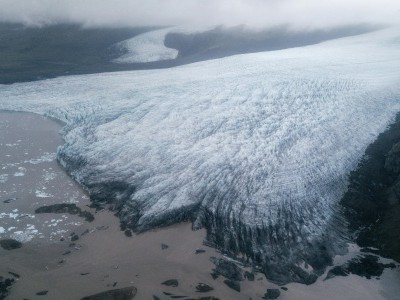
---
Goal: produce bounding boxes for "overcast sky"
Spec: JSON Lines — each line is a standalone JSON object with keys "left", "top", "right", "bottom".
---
{"left": 0, "top": 0, "right": 399, "bottom": 29}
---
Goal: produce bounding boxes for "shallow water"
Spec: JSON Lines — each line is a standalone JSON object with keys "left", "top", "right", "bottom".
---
{"left": 0, "top": 111, "right": 91, "bottom": 243}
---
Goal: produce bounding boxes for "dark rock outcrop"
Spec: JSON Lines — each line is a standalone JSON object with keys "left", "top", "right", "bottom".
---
{"left": 263, "top": 289, "right": 281, "bottom": 299}
{"left": 161, "top": 279, "right": 178, "bottom": 287}
{"left": 0, "top": 276, "right": 15, "bottom": 300}
{"left": 7, "top": 272, "right": 19, "bottom": 279}
{"left": 195, "top": 283, "right": 213, "bottom": 293}
{"left": 35, "top": 203, "right": 94, "bottom": 222}
{"left": 341, "top": 114, "right": 400, "bottom": 262}
{"left": 184, "top": 297, "right": 220, "bottom": 300}
{"left": 80, "top": 286, "right": 137, "bottom": 300}
{"left": 210, "top": 258, "right": 243, "bottom": 281}
{"left": 244, "top": 271, "right": 255, "bottom": 281}
{"left": 385, "top": 142, "right": 400, "bottom": 173}
{"left": 2, "top": 198, "right": 16, "bottom": 204}
{"left": 325, "top": 254, "right": 396, "bottom": 280}
{"left": 263, "top": 264, "right": 318, "bottom": 286}
{"left": 36, "top": 290, "right": 48, "bottom": 296}
{"left": 0, "top": 239, "right": 22, "bottom": 250}
{"left": 223, "top": 280, "right": 240, "bottom": 292}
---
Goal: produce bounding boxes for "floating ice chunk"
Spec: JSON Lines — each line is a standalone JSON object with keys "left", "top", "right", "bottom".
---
{"left": 0, "top": 174, "right": 8, "bottom": 183}
{"left": 43, "top": 172, "right": 56, "bottom": 181}
{"left": 11, "top": 229, "right": 39, "bottom": 242}
{"left": 50, "top": 229, "right": 67, "bottom": 237}
{"left": 0, "top": 227, "right": 4, "bottom": 234}
{"left": 14, "top": 167, "right": 26, "bottom": 177}
{"left": 48, "top": 219, "right": 63, "bottom": 227}
{"left": 25, "top": 152, "right": 56, "bottom": 164}
{"left": 0, "top": 213, "right": 19, "bottom": 219}
{"left": 35, "top": 190, "right": 53, "bottom": 198}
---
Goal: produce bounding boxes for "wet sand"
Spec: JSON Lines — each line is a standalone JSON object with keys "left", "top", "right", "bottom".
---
{"left": 1, "top": 111, "right": 399, "bottom": 300}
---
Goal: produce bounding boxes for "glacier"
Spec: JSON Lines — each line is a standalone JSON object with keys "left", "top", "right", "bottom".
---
{"left": 112, "top": 28, "right": 179, "bottom": 63}
{"left": 1, "top": 27, "right": 400, "bottom": 284}
{"left": 112, "top": 27, "right": 207, "bottom": 63}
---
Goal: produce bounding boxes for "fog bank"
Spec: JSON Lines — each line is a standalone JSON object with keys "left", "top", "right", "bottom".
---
{"left": 0, "top": 0, "right": 399, "bottom": 29}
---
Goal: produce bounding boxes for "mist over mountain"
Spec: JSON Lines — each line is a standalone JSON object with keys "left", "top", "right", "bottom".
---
{"left": 0, "top": 22, "right": 379, "bottom": 84}
{"left": 0, "top": 0, "right": 399, "bottom": 29}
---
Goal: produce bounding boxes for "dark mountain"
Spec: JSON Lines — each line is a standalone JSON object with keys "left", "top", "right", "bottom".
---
{"left": 0, "top": 22, "right": 378, "bottom": 84}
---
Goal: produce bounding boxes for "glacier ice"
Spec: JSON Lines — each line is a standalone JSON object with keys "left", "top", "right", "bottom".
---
{"left": 113, "top": 28, "right": 179, "bottom": 63}
{"left": 112, "top": 26, "right": 209, "bottom": 64}
{"left": 1, "top": 27, "right": 400, "bottom": 283}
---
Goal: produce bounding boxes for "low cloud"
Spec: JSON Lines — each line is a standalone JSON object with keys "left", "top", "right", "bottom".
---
{"left": 0, "top": 0, "right": 399, "bottom": 29}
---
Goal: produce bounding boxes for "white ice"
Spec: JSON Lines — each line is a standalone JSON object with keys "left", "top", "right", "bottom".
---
{"left": 35, "top": 190, "right": 52, "bottom": 198}
{"left": 11, "top": 228, "right": 39, "bottom": 242}
{"left": 112, "top": 26, "right": 208, "bottom": 64}
{"left": 113, "top": 28, "right": 179, "bottom": 63}
{"left": 1, "top": 27, "right": 400, "bottom": 238}
{"left": 0, "top": 174, "right": 8, "bottom": 183}
{"left": 25, "top": 152, "right": 56, "bottom": 164}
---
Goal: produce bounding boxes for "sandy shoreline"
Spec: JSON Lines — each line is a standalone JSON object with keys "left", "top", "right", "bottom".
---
{"left": 1, "top": 111, "right": 399, "bottom": 300}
